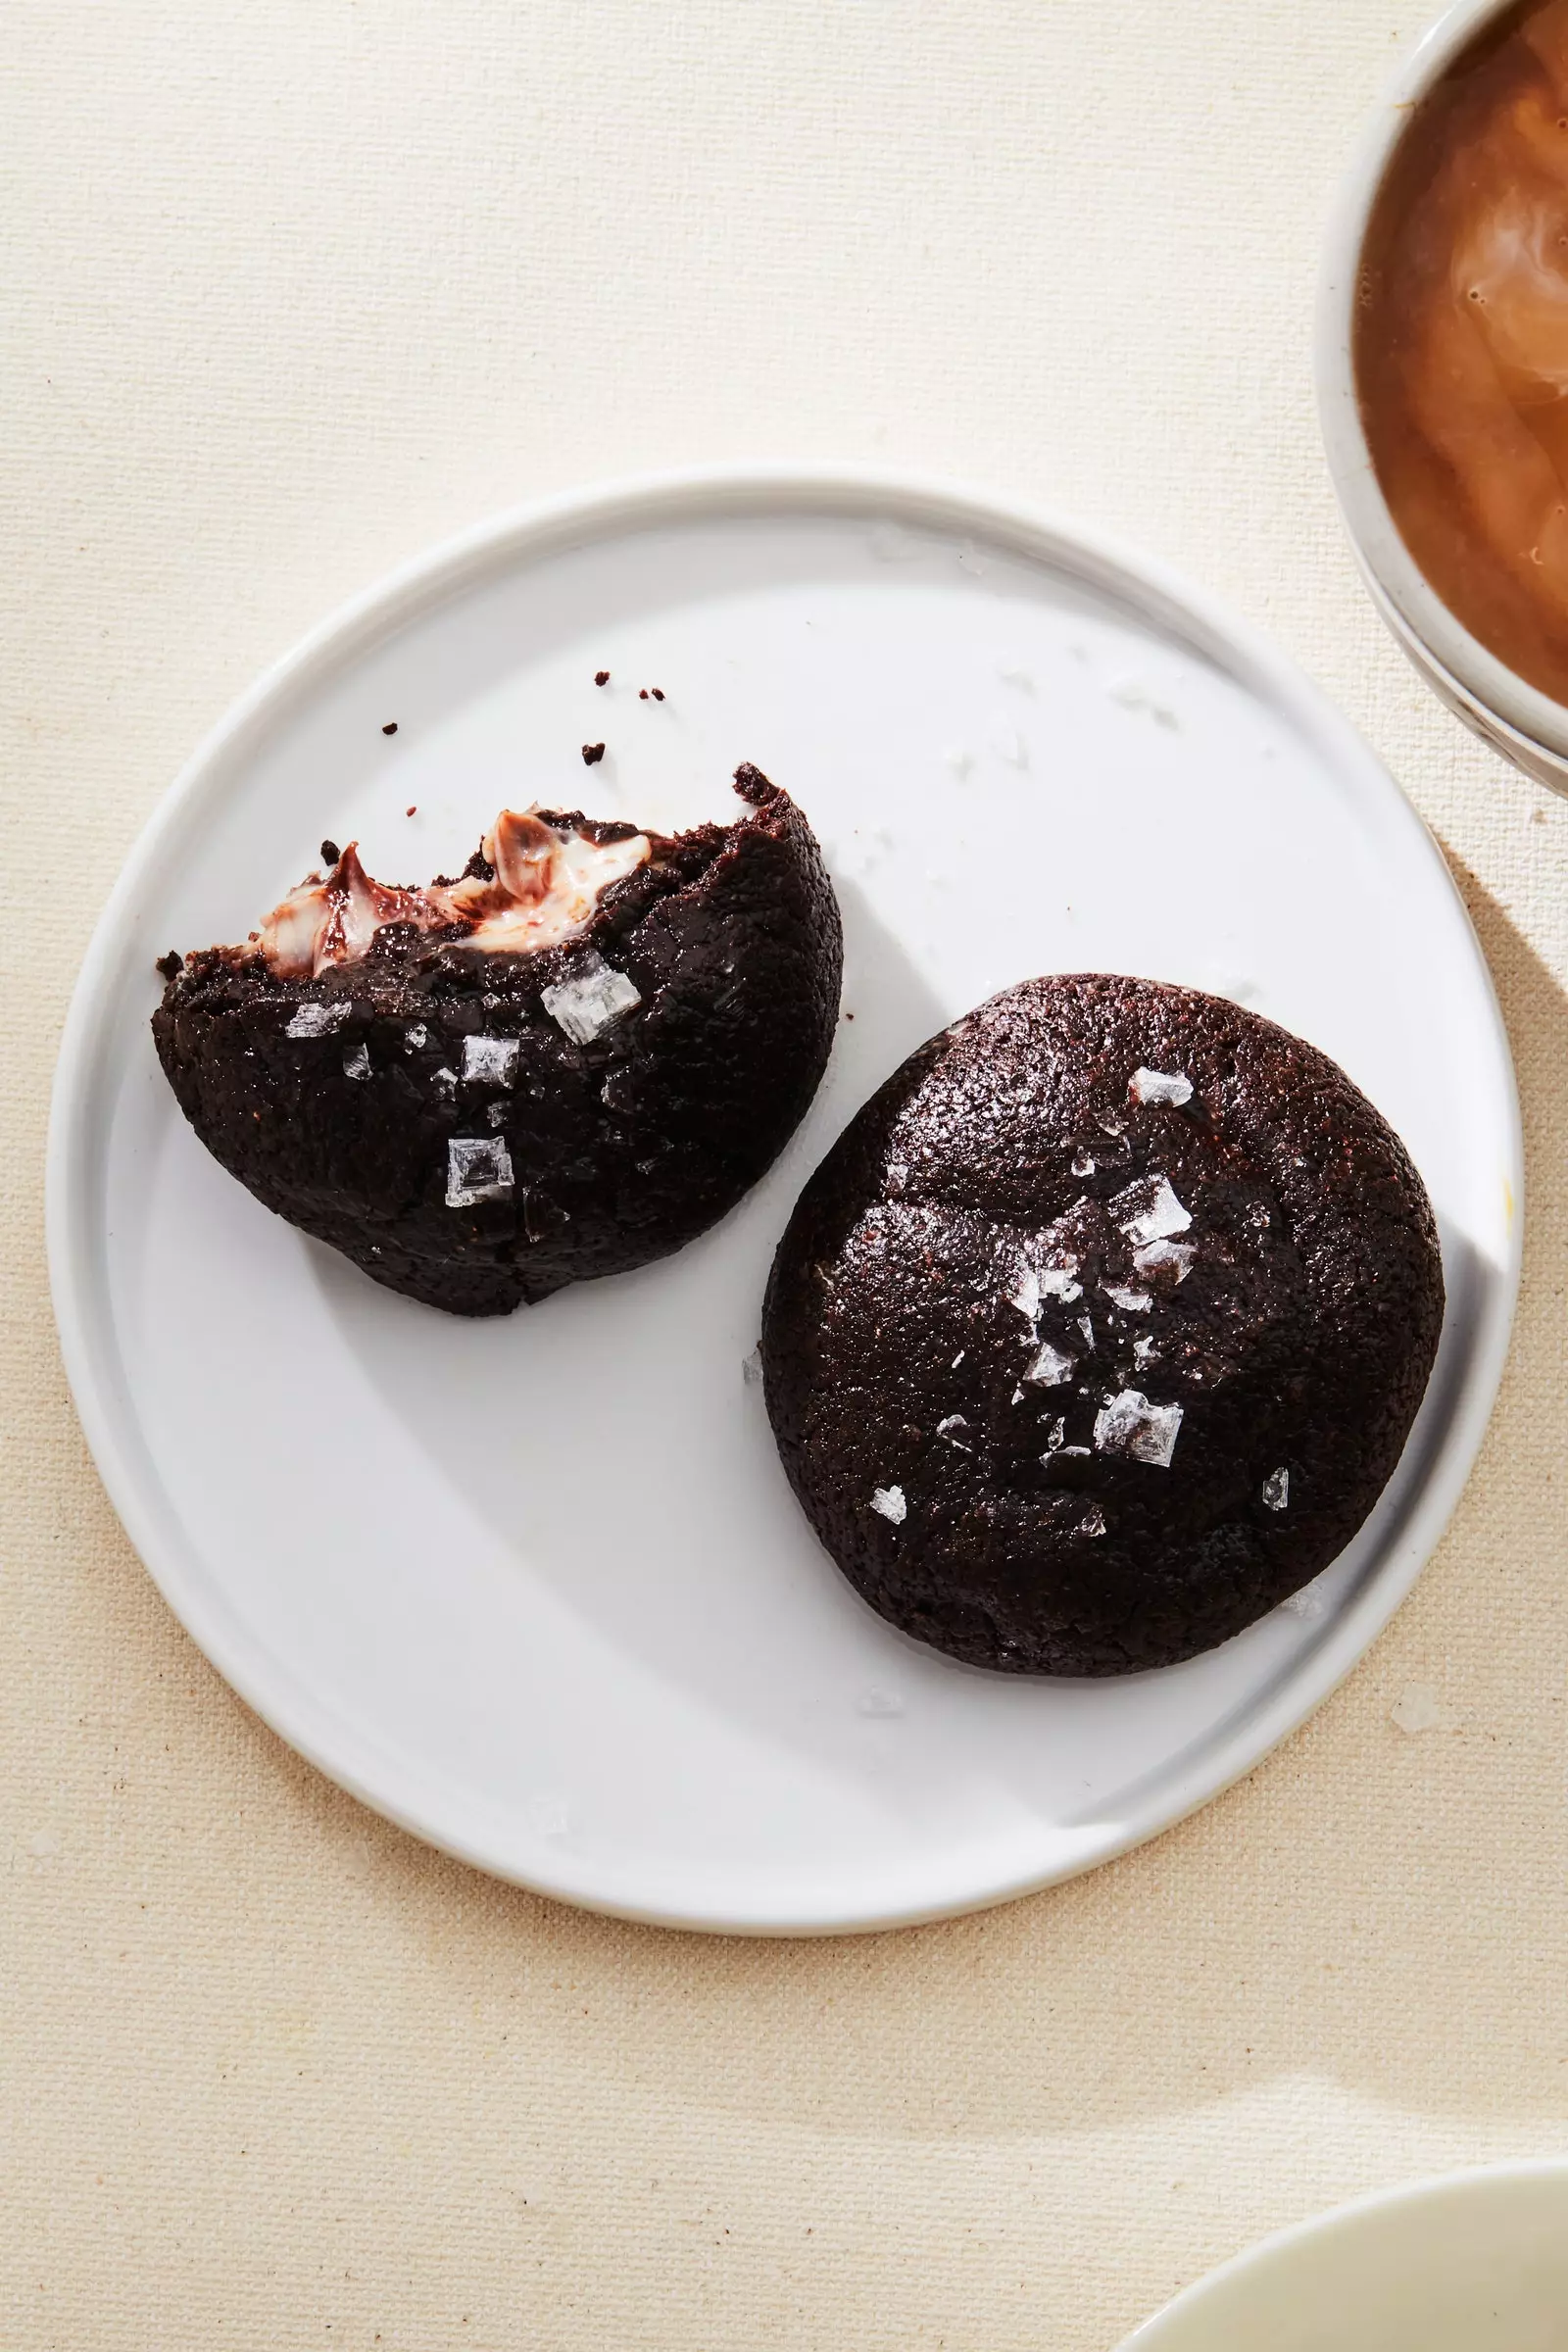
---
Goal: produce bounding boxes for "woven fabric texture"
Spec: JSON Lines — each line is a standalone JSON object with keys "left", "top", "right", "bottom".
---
{"left": 4, "top": 2, "right": 1567, "bottom": 2344}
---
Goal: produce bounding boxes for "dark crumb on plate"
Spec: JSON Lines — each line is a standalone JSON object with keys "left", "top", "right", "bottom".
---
{"left": 582, "top": 742, "right": 606, "bottom": 766}
{"left": 845, "top": 1009, "right": 855, "bottom": 1019}
{"left": 639, "top": 689, "right": 649, "bottom": 700}
{"left": 651, "top": 687, "right": 665, "bottom": 701}
{"left": 381, "top": 722, "right": 398, "bottom": 736}
{"left": 319, "top": 839, "right": 340, "bottom": 865}
{"left": 155, "top": 950, "right": 183, "bottom": 981}
{"left": 594, "top": 669, "right": 610, "bottom": 687}
{"left": 406, "top": 805, "right": 417, "bottom": 816}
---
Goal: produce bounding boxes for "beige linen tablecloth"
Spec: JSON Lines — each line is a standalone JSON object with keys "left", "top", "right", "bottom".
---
{"left": 5, "top": 3, "right": 1567, "bottom": 2344}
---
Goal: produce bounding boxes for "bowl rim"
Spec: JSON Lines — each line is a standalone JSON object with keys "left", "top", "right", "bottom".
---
{"left": 1117, "top": 2157, "right": 1568, "bottom": 2345}
{"left": 1314, "top": 0, "right": 1568, "bottom": 766}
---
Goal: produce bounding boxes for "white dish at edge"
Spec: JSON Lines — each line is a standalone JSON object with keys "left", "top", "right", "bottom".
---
{"left": 1118, "top": 2162, "right": 1568, "bottom": 2350}
{"left": 47, "top": 465, "right": 1520, "bottom": 1935}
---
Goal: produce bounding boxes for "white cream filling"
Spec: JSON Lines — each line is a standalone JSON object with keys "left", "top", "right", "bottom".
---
{"left": 256, "top": 809, "right": 651, "bottom": 979}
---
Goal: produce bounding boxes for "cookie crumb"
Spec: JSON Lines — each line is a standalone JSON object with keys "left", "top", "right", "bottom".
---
{"left": 155, "top": 951, "right": 183, "bottom": 981}
{"left": 319, "top": 839, "right": 340, "bottom": 866}
{"left": 581, "top": 742, "right": 607, "bottom": 765}
{"left": 639, "top": 689, "right": 649, "bottom": 700}
{"left": 594, "top": 669, "right": 610, "bottom": 686}
{"left": 651, "top": 687, "right": 665, "bottom": 701}
{"left": 405, "top": 805, "right": 417, "bottom": 817}
{"left": 381, "top": 721, "right": 398, "bottom": 736}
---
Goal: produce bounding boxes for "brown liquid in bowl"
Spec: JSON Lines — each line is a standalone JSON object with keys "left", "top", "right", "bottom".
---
{"left": 1358, "top": 0, "right": 1568, "bottom": 705}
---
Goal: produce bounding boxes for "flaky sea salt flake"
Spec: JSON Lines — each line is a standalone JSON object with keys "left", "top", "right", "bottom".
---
{"left": 1391, "top": 1682, "right": 1444, "bottom": 1736}
{"left": 1133, "top": 1237, "right": 1195, "bottom": 1284}
{"left": 870, "top": 1485, "right": 907, "bottom": 1525}
{"left": 869, "top": 521, "right": 922, "bottom": 563}
{"left": 342, "top": 1042, "right": 371, "bottom": 1080}
{"left": 1007, "top": 1265, "right": 1042, "bottom": 1322}
{"left": 1110, "top": 1173, "right": 1192, "bottom": 1247}
{"left": 1024, "top": 1340, "right": 1076, "bottom": 1388}
{"left": 463, "top": 1033, "right": 520, "bottom": 1087}
{"left": 1262, "top": 1466, "right": 1290, "bottom": 1510}
{"left": 1109, "top": 676, "right": 1179, "bottom": 728}
{"left": 1129, "top": 1067, "right": 1194, "bottom": 1107}
{"left": 741, "top": 1348, "right": 763, "bottom": 1385}
{"left": 1102, "top": 1283, "right": 1152, "bottom": 1313}
{"left": 286, "top": 1001, "right": 349, "bottom": 1039}
{"left": 446, "top": 1135, "right": 515, "bottom": 1208}
{"left": 1076, "top": 1504, "right": 1107, "bottom": 1538}
{"left": 541, "top": 952, "right": 642, "bottom": 1046}
{"left": 1093, "top": 1388, "right": 1183, "bottom": 1468}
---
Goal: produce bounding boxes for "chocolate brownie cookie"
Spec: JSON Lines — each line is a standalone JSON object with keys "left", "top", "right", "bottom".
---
{"left": 761, "top": 975, "right": 1444, "bottom": 1675}
{"left": 154, "top": 765, "right": 842, "bottom": 1315}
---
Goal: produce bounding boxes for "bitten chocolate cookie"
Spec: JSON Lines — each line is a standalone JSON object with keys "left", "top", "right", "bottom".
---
{"left": 761, "top": 974, "right": 1444, "bottom": 1676}
{"left": 154, "top": 764, "right": 841, "bottom": 1316}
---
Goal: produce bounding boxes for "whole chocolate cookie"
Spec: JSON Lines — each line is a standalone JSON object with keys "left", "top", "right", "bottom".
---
{"left": 154, "top": 765, "right": 842, "bottom": 1316}
{"left": 761, "top": 975, "right": 1444, "bottom": 1675}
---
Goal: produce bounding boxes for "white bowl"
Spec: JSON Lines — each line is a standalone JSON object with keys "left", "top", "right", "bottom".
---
{"left": 1119, "top": 2162, "right": 1568, "bottom": 2350}
{"left": 1316, "top": 0, "right": 1568, "bottom": 795}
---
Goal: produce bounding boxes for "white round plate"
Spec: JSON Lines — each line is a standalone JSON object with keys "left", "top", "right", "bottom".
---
{"left": 48, "top": 465, "right": 1519, "bottom": 1935}
{"left": 1118, "top": 2162, "right": 1568, "bottom": 2349}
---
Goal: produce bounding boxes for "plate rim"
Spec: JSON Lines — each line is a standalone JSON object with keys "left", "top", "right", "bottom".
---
{"left": 45, "top": 460, "right": 1524, "bottom": 1936}
{"left": 1115, "top": 2158, "right": 1568, "bottom": 2345}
